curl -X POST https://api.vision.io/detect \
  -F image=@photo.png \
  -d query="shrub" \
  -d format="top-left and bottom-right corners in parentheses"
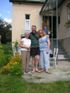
top-left (2, 43), bottom-right (13, 55)
top-left (0, 49), bottom-right (6, 67)
top-left (0, 54), bottom-right (23, 76)
top-left (12, 41), bottom-right (19, 54)
top-left (65, 20), bottom-right (70, 25)
top-left (0, 44), bottom-right (13, 67)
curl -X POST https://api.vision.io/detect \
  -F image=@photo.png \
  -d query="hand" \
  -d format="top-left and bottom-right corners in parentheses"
top-left (46, 48), bottom-right (48, 53)
top-left (46, 48), bottom-right (49, 54)
top-left (27, 47), bottom-right (30, 51)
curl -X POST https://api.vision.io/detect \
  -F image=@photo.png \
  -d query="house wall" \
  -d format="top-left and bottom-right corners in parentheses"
top-left (58, 0), bottom-right (70, 57)
top-left (12, 3), bottom-right (43, 42)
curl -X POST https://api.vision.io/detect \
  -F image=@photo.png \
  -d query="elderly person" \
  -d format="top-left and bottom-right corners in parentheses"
top-left (19, 32), bottom-right (31, 74)
top-left (38, 29), bottom-right (50, 73)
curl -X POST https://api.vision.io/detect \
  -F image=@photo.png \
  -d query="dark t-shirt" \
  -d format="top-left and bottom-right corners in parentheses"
top-left (29, 32), bottom-right (39, 48)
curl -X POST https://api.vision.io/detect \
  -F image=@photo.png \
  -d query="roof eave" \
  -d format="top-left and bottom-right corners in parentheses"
top-left (40, 0), bottom-right (65, 15)
top-left (9, 0), bottom-right (44, 4)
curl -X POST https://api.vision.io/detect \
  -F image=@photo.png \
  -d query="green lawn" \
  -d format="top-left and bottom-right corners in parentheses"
top-left (0, 74), bottom-right (70, 93)
top-left (0, 44), bottom-right (70, 93)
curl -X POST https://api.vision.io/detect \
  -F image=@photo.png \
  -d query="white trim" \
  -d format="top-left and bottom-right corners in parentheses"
top-left (25, 19), bottom-right (31, 32)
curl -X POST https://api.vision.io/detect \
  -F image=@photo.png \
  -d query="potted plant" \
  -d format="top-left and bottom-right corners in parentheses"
top-left (65, 20), bottom-right (70, 27)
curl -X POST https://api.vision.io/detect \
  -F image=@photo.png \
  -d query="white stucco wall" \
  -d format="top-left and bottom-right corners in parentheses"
top-left (12, 3), bottom-right (43, 42)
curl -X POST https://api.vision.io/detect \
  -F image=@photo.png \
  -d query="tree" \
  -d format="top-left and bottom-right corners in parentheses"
top-left (0, 18), bottom-right (12, 43)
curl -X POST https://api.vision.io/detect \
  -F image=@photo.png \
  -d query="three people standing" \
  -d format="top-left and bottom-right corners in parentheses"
top-left (20, 25), bottom-right (50, 74)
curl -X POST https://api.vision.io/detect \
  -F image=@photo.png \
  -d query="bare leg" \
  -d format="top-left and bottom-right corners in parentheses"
top-left (32, 57), bottom-right (36, 72)
top-left (35, 55), bottom-right (40, 71)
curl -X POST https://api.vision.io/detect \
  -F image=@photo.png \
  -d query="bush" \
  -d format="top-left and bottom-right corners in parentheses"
top-left (65, 20), bottom-right (70, 25)
top-left (0, 44), bottom-right (13, 67)
top-left (2, 43), bottom-right (13, 55)
top-left (0, 49), bottom-right (6, 67)
top-left (0, 54), bottom-right (23, 76)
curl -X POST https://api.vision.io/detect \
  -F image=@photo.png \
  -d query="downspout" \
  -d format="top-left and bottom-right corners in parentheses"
top-left (56, 0), bottom-right (59, 63)
top-left (51, 0), bottom-right (54, 50)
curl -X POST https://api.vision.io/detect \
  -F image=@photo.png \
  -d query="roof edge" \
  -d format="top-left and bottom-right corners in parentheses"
top-left (9, 0), bottom-right (45, 4)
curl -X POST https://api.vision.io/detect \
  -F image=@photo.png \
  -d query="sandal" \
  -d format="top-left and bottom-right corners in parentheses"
top-left (45, 70), bottom-right (51, 74)
top-left (35, 68), bottom-right (41, 73)
top-left (32, 69), bottom-right (35, 73)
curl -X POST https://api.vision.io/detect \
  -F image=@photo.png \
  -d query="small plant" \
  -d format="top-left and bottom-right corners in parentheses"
top-left (65, 20), bottom-right (70, 24)
top-left (12, 40), bottom-right (19, 54)
top-left (14, 40), bottom-right (18, 47)
top-left (65, 20), bottom-right (70, 27)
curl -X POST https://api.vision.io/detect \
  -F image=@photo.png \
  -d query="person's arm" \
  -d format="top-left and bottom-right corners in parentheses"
top-left (46, 36), bottom-right (50, 53)
top-left (19, 40), bottom-right (30, 49)
top-left (48, 38), bottom-right (50, 49)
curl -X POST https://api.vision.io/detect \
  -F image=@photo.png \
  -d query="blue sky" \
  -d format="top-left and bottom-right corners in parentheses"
top-left (0, 0), bottom-right (12, 23)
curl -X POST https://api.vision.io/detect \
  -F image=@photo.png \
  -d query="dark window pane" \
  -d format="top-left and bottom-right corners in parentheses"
top-left (25, 14), bottom-right (30, 19)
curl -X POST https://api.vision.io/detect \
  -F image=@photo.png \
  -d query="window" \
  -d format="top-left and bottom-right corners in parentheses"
top-left (67, 3), bottom-right (70, 20)
top-left (25, 14), bottom-right (30, 32)
top-left (25, 14), bottom-right (30, 19)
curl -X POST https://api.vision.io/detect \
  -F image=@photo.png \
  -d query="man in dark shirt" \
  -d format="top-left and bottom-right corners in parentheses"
top-left (29, 25), bottom-right (40, 72)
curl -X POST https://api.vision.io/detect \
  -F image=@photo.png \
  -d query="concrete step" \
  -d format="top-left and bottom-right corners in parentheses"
top-left (51, 42), bottom-right (70, 61)
top-left (58, 52), bottom-right (70, 61)
top-left (58, 50), bottom-right (65, 54)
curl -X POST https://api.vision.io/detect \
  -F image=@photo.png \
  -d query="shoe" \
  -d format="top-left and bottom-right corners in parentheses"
top-left (27, 71), bottom-right (32, 74)
top-left (24, 71), bottom-right (32, 75)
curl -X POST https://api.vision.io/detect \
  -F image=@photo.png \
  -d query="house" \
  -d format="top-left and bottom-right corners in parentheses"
top-left (58, 0), bottom-right (70, 57)
top-left (10, 0), bottom-right (70, 57)
top-left (10, 0), bottom-right (45, 42)
top-left (40, 0), bottom-right (70, 57)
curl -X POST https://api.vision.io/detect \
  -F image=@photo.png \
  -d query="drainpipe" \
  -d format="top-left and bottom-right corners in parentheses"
top-left (47, 0), bottom-right (49, 31)
top-left (56, 0), bottom-right (59, 63)
top-left (51, 0), bottom-right (54, 50)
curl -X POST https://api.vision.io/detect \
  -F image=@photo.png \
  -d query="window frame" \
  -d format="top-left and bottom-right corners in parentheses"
top-left (67, 3), bottom-right (70, 21)
top-left (25, 14), bottom-right (31, 32)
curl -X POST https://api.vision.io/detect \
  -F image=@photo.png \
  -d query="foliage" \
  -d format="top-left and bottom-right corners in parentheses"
top-left (0, 44), bottom-right (12, 68)
top-left (65, 20), bottom-right (70, 27)
top-left (0, 49), bottom-right (6, 67)
top-left (2, 43), bottom-right (13, 54)
top-left (0, 54), bottom-right (22, 76)
top-left (0, 18), bottom-right (12, 43)
top-left (14, 40), bottom-right (19, 51)
top-left (0, 44), bottom-right (22, 76)
top-left (12, 40), bottom-right (20, 54)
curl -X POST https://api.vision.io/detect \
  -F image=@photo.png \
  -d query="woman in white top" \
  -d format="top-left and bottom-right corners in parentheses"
top-left (19, 32), bottom-right (31, 74)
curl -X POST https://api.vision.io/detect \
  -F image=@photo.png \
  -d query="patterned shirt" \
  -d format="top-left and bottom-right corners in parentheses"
top-left (39, 36), bottom-right (49, 51)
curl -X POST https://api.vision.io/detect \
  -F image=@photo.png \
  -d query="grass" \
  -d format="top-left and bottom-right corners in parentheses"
top-left (0, 74), bottom-right (70, 93)
top-left (0, 44), bottom-right (70, 93)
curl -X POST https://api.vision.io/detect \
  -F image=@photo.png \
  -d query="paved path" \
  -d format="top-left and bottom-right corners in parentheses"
top-left (22, 61), bottom-right (70, 83)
